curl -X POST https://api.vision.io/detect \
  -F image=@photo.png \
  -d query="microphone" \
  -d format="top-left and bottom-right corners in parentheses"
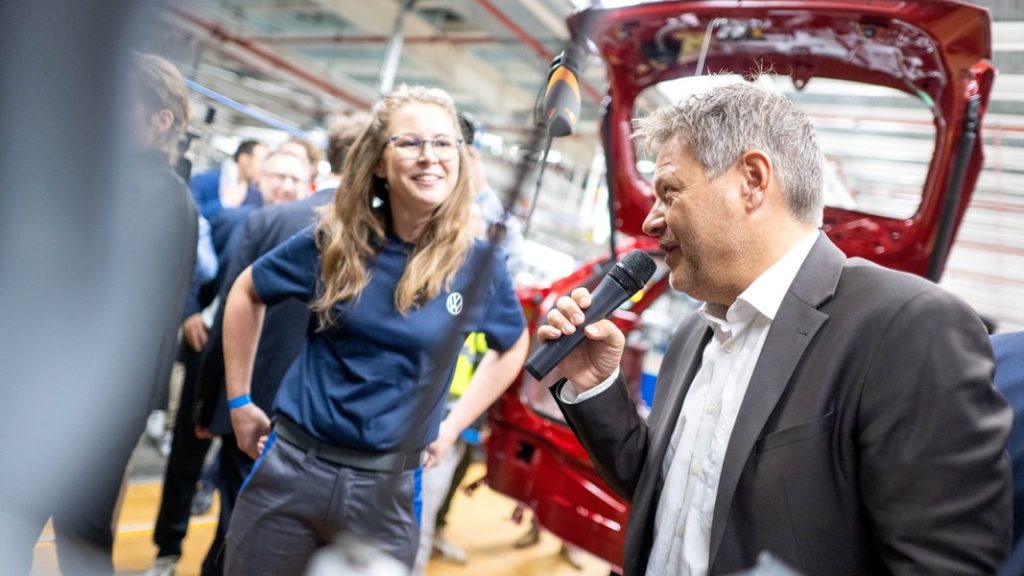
top-left (539, 44), bottom-right (584, 137)
top-left (525, 250), bottom-right (656, 381)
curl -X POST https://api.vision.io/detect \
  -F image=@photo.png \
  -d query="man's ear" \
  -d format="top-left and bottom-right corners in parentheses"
top-left (148, 109), bottom-right (174, 138)
top-left (739, 149), bottom-right (772, 213)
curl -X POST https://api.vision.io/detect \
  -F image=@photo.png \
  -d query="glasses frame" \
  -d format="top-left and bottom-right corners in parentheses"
top-left (387, 133), bottom-right (463, 161)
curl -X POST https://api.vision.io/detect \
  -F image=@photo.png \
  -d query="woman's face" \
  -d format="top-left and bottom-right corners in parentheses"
top-left (376, 102), bottom-right (461, 219)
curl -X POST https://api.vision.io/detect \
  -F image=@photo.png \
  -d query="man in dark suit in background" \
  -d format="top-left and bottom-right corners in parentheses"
top-left (542, 81), bottom-right (1011, 575)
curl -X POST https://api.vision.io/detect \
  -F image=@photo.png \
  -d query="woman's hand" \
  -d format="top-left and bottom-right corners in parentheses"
top-left (230, 403), bottom-right (271, 460)
top-left (423, 419), bottom-right (459, 469)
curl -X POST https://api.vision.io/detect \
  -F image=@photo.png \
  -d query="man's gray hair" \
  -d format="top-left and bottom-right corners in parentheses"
top-left (633, 81), bottom-right (824, 225)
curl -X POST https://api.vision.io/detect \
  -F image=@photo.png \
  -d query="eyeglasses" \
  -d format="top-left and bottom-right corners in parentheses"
top-left (387, 134), bottom-right (462, 161)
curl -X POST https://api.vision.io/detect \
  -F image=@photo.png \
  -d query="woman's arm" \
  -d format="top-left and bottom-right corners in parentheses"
top-left (424, 328), bottom-right (529, 467)
top-left (223, 266), bottom-right (270, 459)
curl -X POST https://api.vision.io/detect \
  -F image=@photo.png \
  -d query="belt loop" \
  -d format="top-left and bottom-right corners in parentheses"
top-left (304, 437), bottom-right (320, 463)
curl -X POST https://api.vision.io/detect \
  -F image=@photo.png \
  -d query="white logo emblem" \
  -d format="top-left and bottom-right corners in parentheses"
top-left (446, 292), bottom-right (464, 316)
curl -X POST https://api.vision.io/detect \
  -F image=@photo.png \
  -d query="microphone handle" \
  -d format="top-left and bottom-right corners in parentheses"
top-left (524, 275), bottom-right (629, 381)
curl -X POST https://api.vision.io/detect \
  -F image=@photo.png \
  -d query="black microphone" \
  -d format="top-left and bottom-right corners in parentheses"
top-left (539, 44), bottom-right (583, 137)
top-left (525, 250), bottom-right (656, 381)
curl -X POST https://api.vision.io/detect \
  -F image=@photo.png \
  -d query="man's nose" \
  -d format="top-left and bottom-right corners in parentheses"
top-left (642, 201), bottom-right (665, 237)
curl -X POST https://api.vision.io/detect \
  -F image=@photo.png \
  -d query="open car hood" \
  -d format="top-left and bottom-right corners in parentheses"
top-left (570, 0), bottom-right (994, 278)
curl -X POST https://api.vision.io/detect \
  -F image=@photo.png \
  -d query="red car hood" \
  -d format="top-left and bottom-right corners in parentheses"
top-left (570, 0), bottom-right (994, 277)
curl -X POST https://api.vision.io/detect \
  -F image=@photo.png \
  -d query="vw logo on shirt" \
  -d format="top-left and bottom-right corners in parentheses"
top-left (446, 292), bottom-right (464, 316)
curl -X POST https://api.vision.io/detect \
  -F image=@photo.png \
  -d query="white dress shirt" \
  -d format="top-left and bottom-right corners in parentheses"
top-left (561, 231), bottom-right (818, 576)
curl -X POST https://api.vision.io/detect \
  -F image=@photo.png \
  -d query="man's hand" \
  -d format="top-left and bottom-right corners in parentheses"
top-left (182, 313), bottom-right (208, 351)
top-left (537, 287), bottom-right (625, 391)
top-left (230, 404), bottom-right (271, 460)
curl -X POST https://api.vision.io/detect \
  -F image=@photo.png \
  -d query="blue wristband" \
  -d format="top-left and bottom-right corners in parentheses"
top-left (228, 394), bottom-right (252, 410)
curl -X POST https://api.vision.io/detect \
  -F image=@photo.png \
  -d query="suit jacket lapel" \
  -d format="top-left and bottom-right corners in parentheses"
top-left (707, 233), bottom-right (846, 571)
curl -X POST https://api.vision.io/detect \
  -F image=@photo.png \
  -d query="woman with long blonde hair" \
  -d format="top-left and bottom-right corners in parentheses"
top-left (220, 85), bottom-right (528, 574)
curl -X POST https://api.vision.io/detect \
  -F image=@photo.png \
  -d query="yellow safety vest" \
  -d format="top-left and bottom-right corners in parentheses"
top-left (449, 332), bottom-right (489, 398)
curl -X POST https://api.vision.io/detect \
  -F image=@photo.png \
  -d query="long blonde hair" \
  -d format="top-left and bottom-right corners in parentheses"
top-left (311, 85), bottom-right (475, 328)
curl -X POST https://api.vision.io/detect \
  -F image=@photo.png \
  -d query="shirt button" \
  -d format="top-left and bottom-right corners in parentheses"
top-left (690, 462), bottom-right (702, 476)
top-left (722, 341), bottom-right (734, 353)
top-left (706, 403), bottom-right (719, 415)
top-left (677, 525), bottom-right (686, 537)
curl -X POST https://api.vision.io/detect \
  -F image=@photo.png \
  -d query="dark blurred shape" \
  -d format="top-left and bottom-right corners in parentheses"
top-left (457, 110), bottom-right (481, 147)
top-left (726, 552), bottom-right (803, 576)
top-left (0, 0), bottom-right (198, 572)
top-left (992, 331), bottom-right (1024, 576)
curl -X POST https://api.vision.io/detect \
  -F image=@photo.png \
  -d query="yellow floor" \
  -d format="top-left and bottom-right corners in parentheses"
top-left (32, 464), bottom-right (610, 575)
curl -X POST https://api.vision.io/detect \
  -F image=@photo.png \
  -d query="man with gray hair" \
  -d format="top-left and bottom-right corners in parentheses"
top-left (541, 81), bottom-right (1011, 575)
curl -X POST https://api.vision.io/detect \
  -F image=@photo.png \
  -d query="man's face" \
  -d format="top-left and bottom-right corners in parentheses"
top-left (258, 153), bottom-right (309, 204)
top-left (642, 137), bottom-right (747, 304)
top-left (238, 144), bottom-right (268, 183)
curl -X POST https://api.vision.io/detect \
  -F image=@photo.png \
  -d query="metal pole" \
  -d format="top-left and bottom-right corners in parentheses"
top-left (378, 0), bottom-right (418, 97)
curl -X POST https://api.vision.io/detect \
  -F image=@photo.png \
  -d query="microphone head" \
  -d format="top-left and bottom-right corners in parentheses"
top-left (609, 250), bottom-right (656, 294)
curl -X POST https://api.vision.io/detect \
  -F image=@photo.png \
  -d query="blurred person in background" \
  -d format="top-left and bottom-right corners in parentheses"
top-left (145, 115), bottom-right (367, 576)
top-left (220, 85), bottom-right (528, 575)
top-left (281, 136), bottom-right (323, 192)
top-left (0, 52), bottom-right (198, 575)
top-left (190, 139), bottom-right (267, 221)
top-left (459, 111), bottom-right (525, 278)
top-left (145, 148), bottom-right (309, 576)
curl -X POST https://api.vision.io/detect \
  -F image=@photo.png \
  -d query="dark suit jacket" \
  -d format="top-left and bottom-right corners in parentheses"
top-left (555, 233), bottom-right (1012, 576)
top-left (181, 205), bottom-right (257, 320)
top-left (194, 188), bottom-right (334, 434)
top-left (127, 151), bottom-right (198, 412)
top-left (993, 331), bottom-right (1024, 576)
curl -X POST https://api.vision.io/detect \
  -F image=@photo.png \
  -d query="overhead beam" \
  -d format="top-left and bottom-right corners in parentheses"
top-left (238, 33), bottom-right (499, 45)
top-left (162, 5), bottom-right (375, 111)
top-left (312, 0), bottom-right (535, 121)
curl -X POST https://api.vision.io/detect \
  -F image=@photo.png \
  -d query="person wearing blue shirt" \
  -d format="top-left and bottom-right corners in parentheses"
top-left (190, 139), bottom-right (267, 220)
top-left (993, 331), bottom-right (1024, 576)
top-left (220, 85), bottom-right (529, 575)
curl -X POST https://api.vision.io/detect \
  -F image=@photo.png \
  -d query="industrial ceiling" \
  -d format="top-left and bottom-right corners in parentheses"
top-left (144, 0), bottom-right (1024, 331)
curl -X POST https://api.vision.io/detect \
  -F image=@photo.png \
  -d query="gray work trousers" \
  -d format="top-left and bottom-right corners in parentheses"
top-left (224, 433), bottom-right (420, 575)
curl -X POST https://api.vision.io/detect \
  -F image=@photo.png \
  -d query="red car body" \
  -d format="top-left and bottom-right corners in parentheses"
top-left (485, 1), bottom-right (995, 572)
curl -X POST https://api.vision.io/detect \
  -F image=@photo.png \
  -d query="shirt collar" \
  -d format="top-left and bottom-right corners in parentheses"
top-left (699, 230), bottom-right (819, 335)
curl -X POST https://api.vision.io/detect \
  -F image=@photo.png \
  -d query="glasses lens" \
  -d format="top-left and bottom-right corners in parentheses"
top-left (430, 136), bottom-right (458, 160)
top-left (390, 134), bottom-right (460, 161)
top-left (391, 135), bottom-right (423, 159)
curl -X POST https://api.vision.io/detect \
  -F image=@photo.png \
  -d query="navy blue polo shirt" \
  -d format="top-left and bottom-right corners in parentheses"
top-left (250, 225), bottom-right (525, 452)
